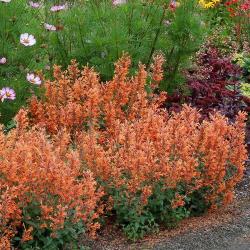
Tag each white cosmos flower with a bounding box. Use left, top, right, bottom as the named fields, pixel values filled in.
left=113, top=0, right=127, bottom=5
left=0, top=0, right=12, bottom=3
left=20, top=33, right=36, bottom=46
left=26, top=73, right=42, bottom=85
left=44, top=23, right=57, bottom=31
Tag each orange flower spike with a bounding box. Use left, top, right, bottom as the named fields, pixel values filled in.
left=67, top=59, right=80, bottom=82
left=151, top=53, right=165, bottom=85
left=171, top=194, right=185, bottom=209
left=113, top=53, right=131, bottom=82
left=15, top=108, right=29, bottom=132
left=21, top=226, right=33, bottom=243
left=0, top=234, right=12, bottom=250
left=53, top=65, right=62, bottom=80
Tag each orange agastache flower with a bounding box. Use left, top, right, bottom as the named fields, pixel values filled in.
left=171, top=194, right=186, bottom=209
left=21, top=226, right=33, bottom=242
left=0, top=128, right=103, bottom=243
left=21, top=55, right=246, bottom=208
left=5, top=55, right=246, bottom=244
left=151, top=53, right=165, bottom=85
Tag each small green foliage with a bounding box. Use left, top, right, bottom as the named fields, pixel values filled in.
left=12, top=201, right=87, bottom=249
left=111, top=187, right=158, bottom=241
left=109, top=180, right=216, bottom=240
left=185, top=187, right=211, bottom=216
left=224, top=163, right=238, bottom=181
left=147, top=182, right=189, bottom=228
left=110, top=181, right=200, bottom=241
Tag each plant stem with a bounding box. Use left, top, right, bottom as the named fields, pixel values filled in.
left=146, top=4, right=167, bottom=70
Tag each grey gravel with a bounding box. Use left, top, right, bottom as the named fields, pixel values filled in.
left=154, top=206, right=250, bottom=250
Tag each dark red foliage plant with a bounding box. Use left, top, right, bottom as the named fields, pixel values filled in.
left=165, top=46, right=249, bottom=120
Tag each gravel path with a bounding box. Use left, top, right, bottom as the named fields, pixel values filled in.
left=154, top=198, right=250, bottom=250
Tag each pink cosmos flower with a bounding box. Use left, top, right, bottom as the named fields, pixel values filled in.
left=113, top=0, right=127, bottom=5
left=29, top=1, right=41, bottom=8
left=0, top=87, right=16, bottom=102
left=20, top=33, right=36, bottom=46
left=50, top=4, right=67, bottom=12
left=26, top=73, right=42, bottom=85
left=44, top=23, right=57, bottom=31
left=0, top=57, right=7, bottom=64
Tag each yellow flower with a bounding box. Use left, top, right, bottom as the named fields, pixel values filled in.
left=241, top=82, right=250, bottom=98
left=199, top=0, right=221, bottom=8
left=233, top=53, right=245, bottom=67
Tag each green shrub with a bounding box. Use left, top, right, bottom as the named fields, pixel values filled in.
left=109, top=181, right=212, bottom=240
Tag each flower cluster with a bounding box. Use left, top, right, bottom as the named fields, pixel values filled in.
left=28, top=1, right=67, bottom=12
left=0, top=0, right=249, bottom=243
left=1, top=0, right=69, bottom=104
left=225, top=0, right=250, bottom=16
left=199, top=0, right=221, bottom=8
left=23, top=55, right=247, bottom=207
left=0, top=122, right=103, bottom=247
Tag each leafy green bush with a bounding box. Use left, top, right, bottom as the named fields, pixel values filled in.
left=110, top=181, right=211, bottom=241
left=59, top=0, right=205, bottom=90
left=111, top=187, right=158, bottom=241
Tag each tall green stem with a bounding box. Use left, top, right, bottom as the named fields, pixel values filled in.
left=146, top=4, right=167, bottom=70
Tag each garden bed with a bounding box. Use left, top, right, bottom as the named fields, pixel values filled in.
left=0, top=1, right=250, bottom=249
